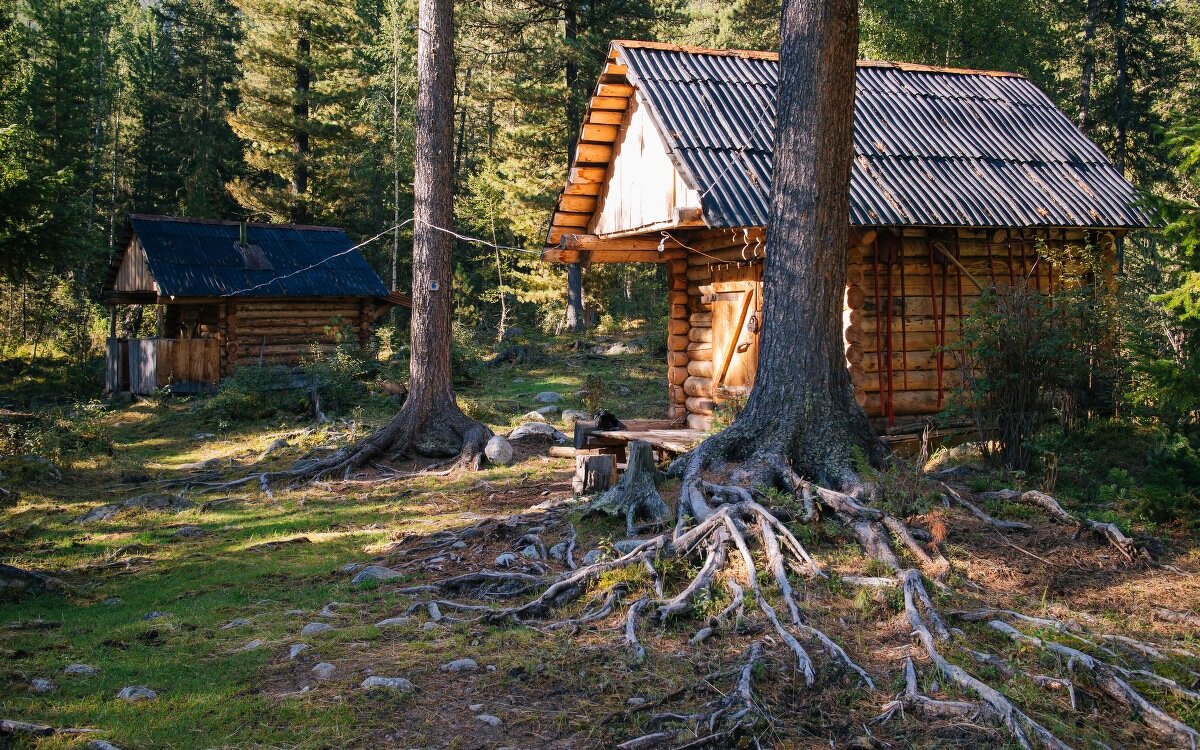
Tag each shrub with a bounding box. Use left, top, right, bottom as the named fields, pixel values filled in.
left=0, top=401, right=112, bottom=465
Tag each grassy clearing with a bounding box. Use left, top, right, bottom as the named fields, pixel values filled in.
left=2, top=332, right=1199, bottom=749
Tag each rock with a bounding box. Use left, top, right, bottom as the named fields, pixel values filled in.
left=318, top=602, right=345, bottom=618
left=627, top=696, right=647, bottom=706
left=476, top=714, right=503, bottom=727
left=613, top=539, right=647, bottom=555
left=64, top=663, right=99, bottom=676
left=30, top=678, right=54, bottom=693
left=440, top=658, right=479, bottom=672
left=257, top=438, right=290, bottom=462
left=176, top=458, right=219, bottom=471
left=351, top=565, right=401, bottom=584
left=87, top=741, right=122, bottom=750
left=0, top=563, right=63, bottom=596
left=360, top=676, right=414, bottom=692
left=494, top=552, right=518, bottom=567
left=77, top=493, right=193, bottom=523
left=311, top=662, right=336, bottom=680
left=221, top=618, right=251, bottom=630
left=191, top=432, right=216, bottom=441
left=520, top=410, right=547, bottom=423
left=507, top=422, right=569, bottom=444
left=375, top=616, right=409, bottom=628
left=485, top=435, right=514, bottom=465
left=501, top=326, right=525, bottom=342
left=533, top=391, right=562, bottom=404
left=172, top=525, right=206, bottom=540
left=511, top=377, right=526, bottom=383
left=535, top=405, right=560, bottom=417
left=300, top=622, right=334, bottom=636
left=518, top=545, right=542, bottom=560
left=548, top=542, right=567, bottom=561
left=116, top=686, right=157, bottom=702
left=143, top=611, right=169, bottom=621
left=421, top=621, right=438, bottom=631
left=103, top=597, right=123, bottom=606
left=237, top=639, right=264, bottom=652
left=283, top=608, right=308, bottom=617
left=615, top=384, right=633, bottom=396
left=451, top=540, right=467, bottom=549
left=582, top=549, right=603, bottom=565
left=469, top=703, right=485, bottom=712
left=339, top=562, right=364, bottom=574
left=560, top=409, right=588, bottom=427
left=288, top=644, right=309, bottom=659
left=76, top=503, right=122, bottom=523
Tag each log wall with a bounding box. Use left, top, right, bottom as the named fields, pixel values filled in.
left=668, top=226, right=1115, bottom=431
left=219, top=297, right=377, bottom=375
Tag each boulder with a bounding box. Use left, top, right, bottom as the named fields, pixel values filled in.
left=30, top=678, right=54, bottom=693
left=375, top=616, right=409, bottom=628
left=300, top=622, right=334, bottom=636
left=560, top=409, right=589, bottom=427
left=221, top=618, right=251, bottom=630
left=351, top=565, right=401, bottom=584
left=493, top=552, right=518, bottom=567
left=116, top=686, right=157, bottom=702
left=519, top=410, right=547, bottom=423
left=288, top=644, right=309, bottom=659
left=582, top=549, right=603, bottom=565
left=518, top=545, right=542, bottom=560
left=237, top=639, right=264, bottom=652
left=535, top=405, right=560, bottom=417
left=440, top=658, right=479, bottom=672
left=613, top=539, right=648, bottom=555
left=311, top=662, right=336, bottom=680
left=484, top=435, right=514, bottom=466
left=507, top=422, right=569, bottom=444
left=172, top=525, right=206, bottom=540
left=548, top=542, right=567, bottom=561
left=64, top=663, right=99, bottom=676
left=532, top=391, right=562, bottom=404
left=476, top=714, right=503, bottom=727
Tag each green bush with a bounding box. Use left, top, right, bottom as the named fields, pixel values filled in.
left=0, top=401, right=112, bottom=465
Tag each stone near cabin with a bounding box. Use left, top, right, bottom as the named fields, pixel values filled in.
left=143, top=611, right=169, bottom=621
left=29, top=678, right=54, bottom=693
left=172, top=525, right=206, bottom=540
left=518, top=545, right=542, bottom=560
left=485, top=435, right=514, bottom=465
left=533, top=391, right=562, bottom=404
left=237, top=639, right=264, bottom=652
left=507, top=422, right=569, bottom=444
left=548, top=542, right=567, bottom=561
left=440, top=657, right=479, bottom=672
left=520, top=410, right=547, bottom=423
left=560, top=409, right=589, bottom=427
left=375, top=616, right=409, bottom=628
left=476, top=714, right=503, bottom=727
left=311, top=662, right=336, bottom=680
left=360, top=676, right=414, bottom=692
left=339, top=562, right=364, bottom=573
left=582, top=550, right=603, bottom=565
left=288, top=643, right=310, bottom=659
left=351, top=565, right=401, bottom=584
left=300, top=622, right=334, bottom=636
left=535, top=405, right=560, bottom=417
left=318, top=602, right=346, bottom=617
left=116, top=686, right=157, bottom=702
left=221, top=618, right=251, bottom=630
left=494, top=552, right=518, bottom=567
left=64, top=663, right=99, bottom=676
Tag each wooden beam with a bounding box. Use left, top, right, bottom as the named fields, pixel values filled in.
left=559, top=234, right=664, bottom=251
left=575, top=142, right=613, bottom=163
left=590, top=96, right=628, bottom=110
left=564, top=182, right=601, bottom=196
left=552, top=211, right=592, bottom=228
left=542, top=247, right=684, bottom=264
left=589, top=110, right=624, bottom=125
left=569, top=166, right=608, bottom=184
left=558, top=194, right=597, bottom=213
left=595, top=82, right=634, bottom=97
left=580, top=123, right=619, bottom=142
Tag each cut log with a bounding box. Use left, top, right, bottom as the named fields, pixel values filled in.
left=573, top=454, right=617, bottom=495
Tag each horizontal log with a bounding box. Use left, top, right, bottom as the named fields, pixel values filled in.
left=558, top=194, right=597, bottom=213
left=543, top=248, right=682, bottom=264
left=671, top=274, right=689, bottom=292
left=687, top=413, right=713, bottom=432
left=854, top=388, right=868, bottom=407
left=685, top=228, right=766, bottom=254
left=670, top=385, right=686, bottom=405
left=589, top=95, right=628, bottom=110
left=236, top=307, right=361, bottom=317
left=845, top=342, right=864, bottom=365
left=595, top=82, right=634, bottom=97
left=580, top=123, right=619, bottom=142
left=668, top=365, right=689, bottom=386
left=844, top=308, right=863, bottom=328
left=688, top=327, right=712, bottom=343
left=687, top=342, right=713, bottom=359
left=563, top=181, right=601, bottom=196
left=863, top=296, right=971, bottom=318
left=862, top=368, right=964, bottom=392
left=589, top=110, right=623, bottom=125
left=862, top=330, right=942, bottom=352
left=845, top=285, right=865, bottom=309
left=685, top=396, right=716, bottom=416
left=843, top=323, right=864, bottom=346
left=569, top=166, right=607, bottom=184
left=862, top=349, right=960, bottom=374
left=667, top=318, right=689, bottom=335
left=686, top=265, right=713, bottom=282
left=688, top=359, right=713, bottom=378
left=683, top=376, right=711, bottom=398
left=668, top=350, right=689, bottom=367
left=670, top=303, right=688, bottom=320
left=552, top=211, right=591, bottom=228
left=668, top=290, right=689, bottom=306
left=689, top=311, right=712, bottom=327
left=668, top=334, right=689, bottom=351
left=865, top=389, right=945, bottom=418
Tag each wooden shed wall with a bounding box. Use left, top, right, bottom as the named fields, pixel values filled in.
left=667, top=226, right=1114, bottom=431
left=221, top=297, right=377, bottom=374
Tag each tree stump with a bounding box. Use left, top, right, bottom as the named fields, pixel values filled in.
left=573, top=454, right=616, bottom=495
left=588, top=440, right=671, bottom=536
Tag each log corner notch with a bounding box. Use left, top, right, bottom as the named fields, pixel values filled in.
left=542, top=233, right=688, bottom=264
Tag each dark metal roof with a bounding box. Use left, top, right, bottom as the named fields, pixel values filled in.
left=616, top=42, right=1149, bottom=229
left=113, top=215, right=389, bottom=298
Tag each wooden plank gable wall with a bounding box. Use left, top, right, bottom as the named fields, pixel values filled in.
left=670, top=226, right=1117, bottom=431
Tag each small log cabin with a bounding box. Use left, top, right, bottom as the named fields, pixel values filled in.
left=543, top=40, right=1150, bottom=433
left=103, top=215, right=403, bottom=394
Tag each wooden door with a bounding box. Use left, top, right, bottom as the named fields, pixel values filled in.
left=710, top=265, right=763, bottom=398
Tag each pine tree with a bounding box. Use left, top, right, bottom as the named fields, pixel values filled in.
left=227, top=0, right=367, bottom=223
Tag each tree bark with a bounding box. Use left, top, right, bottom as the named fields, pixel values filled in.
left=291, top=15, right=311, bottom=225
left=1078, top=0, right=1097, bottom=131
left=708, top=0, right=885, bottom=487
left=562, top=0, right=587, bottom=333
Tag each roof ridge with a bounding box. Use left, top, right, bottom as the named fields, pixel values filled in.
left=127, top=213, right=346, bottom=233
left=611, top=40, right=1027, bottom=78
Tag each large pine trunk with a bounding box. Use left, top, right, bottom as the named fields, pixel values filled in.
left=716, top=0, right=885, bottom=486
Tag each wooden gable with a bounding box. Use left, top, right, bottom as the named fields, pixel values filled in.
left=113, top=239, right=158, bottom=294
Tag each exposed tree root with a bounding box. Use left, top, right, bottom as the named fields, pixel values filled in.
left=976, top=488, right=1149, bottom=563
left=588, top=440, right=671, bottom=536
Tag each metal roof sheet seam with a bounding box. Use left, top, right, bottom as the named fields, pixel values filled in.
left=613, top=41, right=1149, bottom=229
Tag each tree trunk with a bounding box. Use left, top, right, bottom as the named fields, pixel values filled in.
left=562, top=0, right=587, bottom=333
left=700, top=0, right=886, bottom=487
left=291, top=16, right=311, bottom=225
left=1078, top=0, right=1097, bottom=131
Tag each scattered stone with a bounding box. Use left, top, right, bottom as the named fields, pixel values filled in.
left=427, top=602, right=442, bottom=621
left=451, top=540, right=467, bottom=549
left=311, top=662, right=336, bottom=680
left=582, top=549, right=603, bottom=565
left=288, top=644, right=309, bottom=659
left=191, top=432, right=216, bottom=441
left=300, top=622, right=334, bottom=636
left=485, top=435, right=514, bottom=465
left=221, top=618, right=250, bottom=630
left=318, top=602, right=345, bottom=618
left=627, top=696, right=647, bottom=707
left=469, top=703, right=485, bottom=712
left=237, top=639, right=264, bottom=652
left=535, top=405, right=560, bottom=417
left=351, top=565, right=401, bottom=584
left=87, top=741, right=122, bottom=750
left=518, top=545, right=542, bottom=560
left=339, top=562, right=364, bottom=574
left=176, top=458, right=219, bottom=471
left=421, top=622, right=438, bottom=631
left=76, top=504, right=122, bottom=523
left=77, top=493, right=194, bottom=524
left=613, top=539, right=647, bottom=555
left=507, top=422, right=569, bottom=443
left=511, top=377, right=526, bottom=383
left=256, top=438, right=290, bottom=462
left=533, top=391, right=561, bottom=404
left=103, top=597, right=123, bottom=606
left=487, top=664, right=497, bottom=672
left=548, top=542, right=567, bottom=561
left=143, top=611, right=169, bottom=621
left=284, top=608, right=308, bottom=616
left=560, top=409, right=589, bottom=427
left=172, top=525, right=206, bottom=540
left=30, top=678, right=54, bottom=693
left=375, top=616, right=409, bottom=628
left=494, top=552, right=518, bottom=567
left=615, top=384, right=632, bottom=396
left=520, top=410, right=547, bottom=423
left=440, top=658, right=479, bottom=672
left=476, top=714, right=503, bottom=727
left=360, top=676, right=414, bottom=692
left=64, top=663, right=99, bottom=676
left=116, top=686, right=156, bottom=702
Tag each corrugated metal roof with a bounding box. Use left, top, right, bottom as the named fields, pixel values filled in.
left=118, top=215, right=389, bottom=298
left=616, top=43, right=1149, bottom=229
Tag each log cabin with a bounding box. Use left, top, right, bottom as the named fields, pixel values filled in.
left=543, top=40, right=1150, bottom=435
left=103, top=215, right=405, bottom=394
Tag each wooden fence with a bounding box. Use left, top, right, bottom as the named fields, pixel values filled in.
left=106, top=338, right=220, bottom=395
